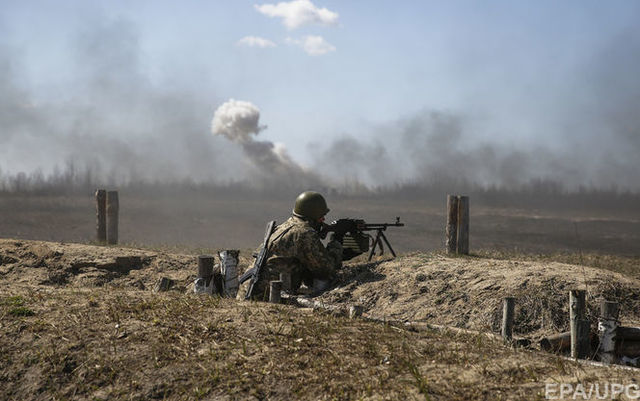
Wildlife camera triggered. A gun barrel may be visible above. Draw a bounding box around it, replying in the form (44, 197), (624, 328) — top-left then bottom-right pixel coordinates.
(323, 218), (404, 234)
(362, 222), (405, 230)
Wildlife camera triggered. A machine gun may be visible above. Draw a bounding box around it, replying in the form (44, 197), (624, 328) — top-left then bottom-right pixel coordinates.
(320, 217), (404, 261)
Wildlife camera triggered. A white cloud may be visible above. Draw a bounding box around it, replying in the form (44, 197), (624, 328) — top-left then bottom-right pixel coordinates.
(255, 0), (338, 30)
(237, 36), (277, 48)
(287, 35), (336, 56)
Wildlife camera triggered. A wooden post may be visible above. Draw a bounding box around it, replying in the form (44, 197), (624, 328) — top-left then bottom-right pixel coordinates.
(446, 195), (459, 254)
(197, 255), (214, 278)
(106, 191), (119, 245)
(95, 189), (106, 243)
(269, 281), (282, 304)
(570, 289), (589, 359)
(576, 319), (591, 358)
(598, 300), (619, 364)
(457, 196), (470, 255)
(279, 272), (292, 292)
(501, 297), (515, 342)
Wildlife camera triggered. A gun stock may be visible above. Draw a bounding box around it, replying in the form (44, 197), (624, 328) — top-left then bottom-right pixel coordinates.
(239, 220), (276, 300)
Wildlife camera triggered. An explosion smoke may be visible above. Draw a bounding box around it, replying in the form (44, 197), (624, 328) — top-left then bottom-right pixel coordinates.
(211, 100), (266, 144)
(211, 99), (323, 188)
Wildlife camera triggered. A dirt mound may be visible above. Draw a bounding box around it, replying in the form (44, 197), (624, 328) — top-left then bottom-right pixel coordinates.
(2, 239), (639, 341)
(320, 253), (640, 339)
(0, 239), (216, 292)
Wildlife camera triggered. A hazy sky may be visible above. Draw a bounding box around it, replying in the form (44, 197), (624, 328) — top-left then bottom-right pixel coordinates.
(1, 1), (639, 189)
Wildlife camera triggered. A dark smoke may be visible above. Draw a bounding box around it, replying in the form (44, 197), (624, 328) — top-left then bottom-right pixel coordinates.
(240, 140), (323, 188)
(0, 17), (248, 186)
(313, 30), (640, 192)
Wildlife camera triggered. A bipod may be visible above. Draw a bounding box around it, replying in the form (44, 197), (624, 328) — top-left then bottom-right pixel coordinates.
(368, 228), (397, 261)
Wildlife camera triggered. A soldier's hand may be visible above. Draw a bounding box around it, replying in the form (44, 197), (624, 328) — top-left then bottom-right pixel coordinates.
(318, 223), (330, 239)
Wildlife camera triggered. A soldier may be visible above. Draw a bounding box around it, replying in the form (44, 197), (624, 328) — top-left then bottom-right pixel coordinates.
(238, 191), (343, 300)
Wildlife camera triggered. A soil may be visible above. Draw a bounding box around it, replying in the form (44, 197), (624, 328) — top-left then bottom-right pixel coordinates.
(2, 238), (640, 400)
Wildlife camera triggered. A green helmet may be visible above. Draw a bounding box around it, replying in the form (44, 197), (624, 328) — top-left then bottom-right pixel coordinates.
(293, 191), (329, 220)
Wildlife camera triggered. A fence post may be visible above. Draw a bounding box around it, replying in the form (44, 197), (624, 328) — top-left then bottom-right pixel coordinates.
(457, 196), (470, 255)
(106, 191), (119, 245)
(95, 189), (107, 243)
(446, 195), (459, 254)
(194, 255), (215, 295)
(502, 297), (516, 343)
(569, 289), (590, 359)
(598, 301), (619, 364)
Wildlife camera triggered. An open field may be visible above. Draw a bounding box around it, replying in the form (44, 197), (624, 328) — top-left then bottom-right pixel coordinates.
(1, 190), (639, 256)
(1, 191), (640, 400)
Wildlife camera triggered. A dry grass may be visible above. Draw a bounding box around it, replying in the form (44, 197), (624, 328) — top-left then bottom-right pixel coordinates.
(318, 250), (640, 343)
(471, 249), (640, 280)
(3, 287), (639, 401)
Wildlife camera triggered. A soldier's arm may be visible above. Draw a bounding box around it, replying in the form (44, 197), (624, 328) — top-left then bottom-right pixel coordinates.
(298, 230), (342, 279)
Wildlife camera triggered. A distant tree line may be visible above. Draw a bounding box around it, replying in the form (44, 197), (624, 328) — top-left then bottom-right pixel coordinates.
(1, 164), (638, 212)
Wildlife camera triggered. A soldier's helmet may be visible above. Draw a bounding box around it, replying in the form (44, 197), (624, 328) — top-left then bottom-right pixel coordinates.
(293, 191), (330, 220)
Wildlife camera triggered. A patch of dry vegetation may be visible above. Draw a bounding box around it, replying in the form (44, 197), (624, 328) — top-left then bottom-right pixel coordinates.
(2, 239), (640, 400)
(320, 251), (640, 341)
(472, 249), (640, 280)
(2, 288), (639, 401)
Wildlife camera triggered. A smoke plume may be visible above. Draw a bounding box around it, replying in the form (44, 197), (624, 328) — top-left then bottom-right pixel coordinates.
(211, 99), (323, 188)
(211, 100), (266, 143)
(311, 28), (640, 193)
(313, 104), (640, 192)
(0, 17), (252, 187)
(2, 8), (640, 194)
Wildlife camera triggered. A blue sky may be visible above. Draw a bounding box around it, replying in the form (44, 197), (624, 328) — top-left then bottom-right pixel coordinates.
(1, 1), (640, 189)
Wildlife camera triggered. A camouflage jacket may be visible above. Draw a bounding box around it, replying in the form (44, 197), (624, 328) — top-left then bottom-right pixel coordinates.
(266, 215), (343, 279)
(238, 215), (343, 300)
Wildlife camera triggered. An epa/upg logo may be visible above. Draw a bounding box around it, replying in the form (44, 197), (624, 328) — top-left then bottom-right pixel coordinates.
(545, 383), (640, 400)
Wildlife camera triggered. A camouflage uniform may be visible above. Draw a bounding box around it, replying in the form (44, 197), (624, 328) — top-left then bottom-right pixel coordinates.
(238, 215), (343, 300)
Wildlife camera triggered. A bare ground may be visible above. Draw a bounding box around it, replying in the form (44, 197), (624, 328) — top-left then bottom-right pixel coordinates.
(2, 193), (640, 256)
(2, 239), (640, 400)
